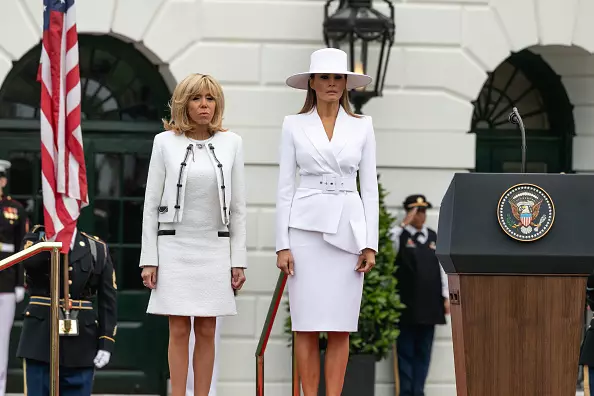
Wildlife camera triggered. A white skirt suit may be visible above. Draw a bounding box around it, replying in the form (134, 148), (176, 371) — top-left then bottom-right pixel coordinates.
(139, 130), (247, 317)
(276, 106), (379, 332)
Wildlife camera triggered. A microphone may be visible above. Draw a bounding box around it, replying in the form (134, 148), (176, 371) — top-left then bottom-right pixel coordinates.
(508, 110), (519, 125)
(508, 107), (527, 173)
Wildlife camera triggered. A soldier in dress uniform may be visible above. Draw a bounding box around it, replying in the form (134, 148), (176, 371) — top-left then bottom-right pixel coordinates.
(16, 224), (117, 396)
(0, 159), (27, 396)
(391, 194), (449, 396)
(579, 272), (594, 395)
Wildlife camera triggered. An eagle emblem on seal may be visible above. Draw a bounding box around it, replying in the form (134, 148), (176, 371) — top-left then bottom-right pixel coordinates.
(510, 198), (544, 232)
(497, 184), (555, 242)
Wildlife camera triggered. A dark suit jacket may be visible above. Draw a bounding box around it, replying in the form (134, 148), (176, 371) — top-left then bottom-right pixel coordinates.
(16, 226), (118, 368)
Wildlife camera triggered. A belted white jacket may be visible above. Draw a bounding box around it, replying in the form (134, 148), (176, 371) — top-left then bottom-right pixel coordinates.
(139, 130), (247, 268)
(275, 106), (379, 255)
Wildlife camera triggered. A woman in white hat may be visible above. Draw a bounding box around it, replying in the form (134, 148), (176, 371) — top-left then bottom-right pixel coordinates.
(275, 48), (379, 395)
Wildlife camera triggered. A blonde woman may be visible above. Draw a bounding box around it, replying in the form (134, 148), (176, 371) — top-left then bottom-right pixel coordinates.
(139, 74), (247, 396)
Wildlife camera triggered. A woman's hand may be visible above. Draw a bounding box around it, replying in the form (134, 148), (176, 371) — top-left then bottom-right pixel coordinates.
(141, 266), (158, 289)
(276, 249), (294, 276)
(232, 268), (246, 291)
(355, 248), (376, 273)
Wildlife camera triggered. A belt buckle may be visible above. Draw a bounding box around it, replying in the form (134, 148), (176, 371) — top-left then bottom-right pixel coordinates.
(322, 175), (339, 194)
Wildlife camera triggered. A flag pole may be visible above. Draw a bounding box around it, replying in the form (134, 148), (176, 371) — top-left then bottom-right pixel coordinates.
(50, 246), (61, 396)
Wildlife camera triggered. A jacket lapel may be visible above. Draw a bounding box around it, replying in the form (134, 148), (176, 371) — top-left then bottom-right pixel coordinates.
(69, 231), (90, 263)
(301, 109), (342, 174)
(331, 106), (349, 159)
(172, 133), (194, 221)
(176, 134), (193, 192)
(205, 134), (228, 226)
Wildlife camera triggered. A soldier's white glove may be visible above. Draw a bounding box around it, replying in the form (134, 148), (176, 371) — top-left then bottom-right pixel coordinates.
(14, 287), (25, 303)
(93, 350), (111, 369)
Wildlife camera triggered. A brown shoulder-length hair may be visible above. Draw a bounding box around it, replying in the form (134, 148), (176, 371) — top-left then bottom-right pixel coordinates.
(163, 73), (227, 135)
(298, 74), (361, 118)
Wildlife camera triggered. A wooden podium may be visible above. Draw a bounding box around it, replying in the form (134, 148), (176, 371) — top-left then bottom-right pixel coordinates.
(435, 173), (594, 396)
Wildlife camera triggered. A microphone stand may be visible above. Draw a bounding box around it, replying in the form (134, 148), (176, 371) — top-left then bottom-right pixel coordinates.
(508, 107), (527, 173)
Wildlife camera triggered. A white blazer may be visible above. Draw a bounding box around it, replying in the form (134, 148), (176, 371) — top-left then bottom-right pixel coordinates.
(275, 106), (379, 255)
(139, 130), (247, 268)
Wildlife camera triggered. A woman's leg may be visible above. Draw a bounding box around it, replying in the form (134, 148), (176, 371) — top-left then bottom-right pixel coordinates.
(295, 331), (321, 396)
(209, 317), (222, 396)
(324, 332), (350, 396)
(169, 316), (192, 396)
(192, 317), (217, 396)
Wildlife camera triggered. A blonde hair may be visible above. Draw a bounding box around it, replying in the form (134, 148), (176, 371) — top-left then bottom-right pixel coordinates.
(163, 73), (227, 135)
(298, 74), (361, 118)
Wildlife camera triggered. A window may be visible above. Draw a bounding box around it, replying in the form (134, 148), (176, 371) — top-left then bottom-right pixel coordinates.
(472, 49), (574, 173)
(0, 35), (170, 122)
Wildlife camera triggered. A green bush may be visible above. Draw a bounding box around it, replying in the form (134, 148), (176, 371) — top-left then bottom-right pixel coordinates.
(283, 177), (404, 361)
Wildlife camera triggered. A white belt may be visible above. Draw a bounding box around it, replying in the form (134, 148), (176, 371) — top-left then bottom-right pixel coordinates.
(0, 243), (15, 253)
(299, 174), (357, 194)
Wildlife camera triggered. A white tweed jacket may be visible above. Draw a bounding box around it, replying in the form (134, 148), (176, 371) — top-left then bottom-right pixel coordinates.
(139, 130), (247, 268)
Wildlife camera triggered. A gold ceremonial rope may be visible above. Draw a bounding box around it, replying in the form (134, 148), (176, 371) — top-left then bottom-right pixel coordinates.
(392, 343), (400, 396)
(0, 241), (62, 396)
(586, 365), (590, 396)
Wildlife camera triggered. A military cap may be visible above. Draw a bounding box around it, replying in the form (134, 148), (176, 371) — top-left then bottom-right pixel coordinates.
(403, 194), (432, 210)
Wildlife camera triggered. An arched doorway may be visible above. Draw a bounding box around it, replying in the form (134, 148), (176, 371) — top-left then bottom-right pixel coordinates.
(1, 35), (171, 394)
(472, 49), (574, 173)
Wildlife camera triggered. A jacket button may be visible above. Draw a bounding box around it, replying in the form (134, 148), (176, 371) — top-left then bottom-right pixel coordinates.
(25, 312), (30, 316)
(68, 280), (72, 285)
(69, 266), (73, 271)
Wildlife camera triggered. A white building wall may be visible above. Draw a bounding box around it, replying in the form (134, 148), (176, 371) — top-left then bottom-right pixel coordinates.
(5, 0), (594, 395)
(531, 46), (594, 173)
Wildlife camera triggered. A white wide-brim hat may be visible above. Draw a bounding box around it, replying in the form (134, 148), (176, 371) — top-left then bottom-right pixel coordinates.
(286, 48), (372, 90)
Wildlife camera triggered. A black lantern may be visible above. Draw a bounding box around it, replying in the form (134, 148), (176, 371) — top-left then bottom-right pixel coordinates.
(323, 0), (395, 114)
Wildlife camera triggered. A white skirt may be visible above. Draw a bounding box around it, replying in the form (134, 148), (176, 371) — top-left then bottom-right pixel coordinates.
(146, 225), (237, 317)
(287, 227), (364, 332)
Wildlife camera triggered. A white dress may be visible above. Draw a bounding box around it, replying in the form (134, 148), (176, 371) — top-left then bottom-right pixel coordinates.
(288, 227), (363, 332)
(275, 108), (379, 333)
(146, 137), (237, 317)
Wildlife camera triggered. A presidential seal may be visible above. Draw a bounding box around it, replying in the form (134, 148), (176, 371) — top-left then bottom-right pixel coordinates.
(497, 184), (555, 242)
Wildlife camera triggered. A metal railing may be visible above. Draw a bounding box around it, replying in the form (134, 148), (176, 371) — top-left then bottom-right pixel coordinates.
(0, 241), (62, 396)
(255, 271), (300, 396)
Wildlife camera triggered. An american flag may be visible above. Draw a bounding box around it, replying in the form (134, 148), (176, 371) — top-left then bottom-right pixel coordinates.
(39, 0), (88, 254)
